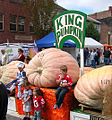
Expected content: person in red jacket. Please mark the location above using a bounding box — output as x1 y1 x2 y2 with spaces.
17 48 25 62
33 87 45 120
54 65 73 110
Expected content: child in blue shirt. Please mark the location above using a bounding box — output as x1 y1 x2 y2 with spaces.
8 62 27 99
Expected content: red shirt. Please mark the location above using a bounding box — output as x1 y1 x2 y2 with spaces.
33 95 45 111
17 54 25 62
56 74 73 90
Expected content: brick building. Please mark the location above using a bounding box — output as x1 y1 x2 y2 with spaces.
0 0 67 44
0 0 102 45
0 0 36 44
89 6 112 45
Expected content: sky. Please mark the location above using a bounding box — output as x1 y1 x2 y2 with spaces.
56 0 112 15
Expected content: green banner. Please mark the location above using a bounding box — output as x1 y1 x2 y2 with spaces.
53 10 87 49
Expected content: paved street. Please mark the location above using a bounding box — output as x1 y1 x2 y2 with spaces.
95 62 112 68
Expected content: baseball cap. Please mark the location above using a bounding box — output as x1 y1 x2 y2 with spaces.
17 62 25 68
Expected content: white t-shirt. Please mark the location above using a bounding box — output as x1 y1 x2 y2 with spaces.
1 53 9 65
90 52 96 60
23 89 32 106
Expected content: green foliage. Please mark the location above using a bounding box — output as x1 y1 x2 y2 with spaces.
24 0 56 40
86 22 100 42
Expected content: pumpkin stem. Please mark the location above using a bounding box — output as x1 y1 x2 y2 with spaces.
34 67 43 74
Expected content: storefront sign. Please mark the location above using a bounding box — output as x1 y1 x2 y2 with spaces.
15 35 33 41
53 10 87 49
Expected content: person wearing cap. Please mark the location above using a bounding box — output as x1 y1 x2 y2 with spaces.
1 49 9 66
8 62 27 99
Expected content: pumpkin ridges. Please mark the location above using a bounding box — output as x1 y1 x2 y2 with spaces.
75 87 92 104
42 51 76 64
76 77 101 99
87 67 112 96
74 65 112 107
40 69 58 87
28 57 42 69
74 87 103 108
28 73 38 85
84 73 102 98
79 68 105 97
76 80 102 99
33 74 41 86
77 71 103 99
40 75 55 87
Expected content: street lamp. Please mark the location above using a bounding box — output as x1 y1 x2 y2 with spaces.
108 32 111 45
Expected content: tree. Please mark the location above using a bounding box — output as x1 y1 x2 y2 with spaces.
86 22 100 42
24 0 56 40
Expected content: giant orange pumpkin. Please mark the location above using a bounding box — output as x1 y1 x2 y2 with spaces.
74 65 112 109
0 61 28 84
79 67 94 78
26 48 79 87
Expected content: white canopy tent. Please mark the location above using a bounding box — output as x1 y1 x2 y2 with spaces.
75 37 104 61
84 37 103 49
69 37 103 49
84 37 104 63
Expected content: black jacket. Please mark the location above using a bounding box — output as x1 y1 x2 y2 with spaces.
0 82 8 120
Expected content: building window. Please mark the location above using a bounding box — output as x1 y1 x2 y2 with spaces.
18 16 25 32
18 0 24 3
0 13 4 31
10 15 17 32
10 0 16 3
29 21 34 33
95 24 101 33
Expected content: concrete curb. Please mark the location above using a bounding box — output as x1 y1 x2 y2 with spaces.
7 109 24 120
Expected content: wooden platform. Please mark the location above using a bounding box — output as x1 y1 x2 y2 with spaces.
79 104 102 115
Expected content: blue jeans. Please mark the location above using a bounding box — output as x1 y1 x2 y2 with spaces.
33 110 42 120
104 57 110 65
55 87 69 106
91 60 96 68
87 57 90 67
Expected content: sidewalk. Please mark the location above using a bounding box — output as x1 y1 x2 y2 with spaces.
7 110 24 120
7 97 25 120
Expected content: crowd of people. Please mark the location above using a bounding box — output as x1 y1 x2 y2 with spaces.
0 48 31 66
77 47 112 68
